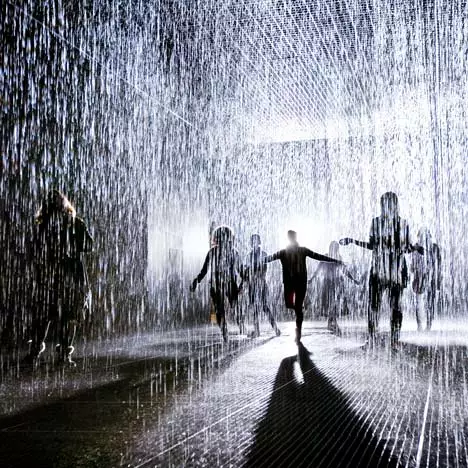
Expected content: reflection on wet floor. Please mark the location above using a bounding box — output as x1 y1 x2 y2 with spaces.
1 320 468 467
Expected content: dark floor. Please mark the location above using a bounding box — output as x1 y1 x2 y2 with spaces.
1 318 468 467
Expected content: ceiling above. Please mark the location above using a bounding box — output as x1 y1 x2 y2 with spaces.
170 0 443 142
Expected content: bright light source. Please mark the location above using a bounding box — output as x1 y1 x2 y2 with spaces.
277 217 330 253
183 225 209 257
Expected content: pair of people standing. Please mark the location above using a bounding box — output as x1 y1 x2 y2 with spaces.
190 227 275 341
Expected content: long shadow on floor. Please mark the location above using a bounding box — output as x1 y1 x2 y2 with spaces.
0 334 271 468
0 355 174 468
245 342 402 468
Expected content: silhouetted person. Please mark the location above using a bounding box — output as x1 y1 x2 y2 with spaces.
26 189 93 365
265 230 341 343
340 192 423 348
190 225 243 341
309 241 359 336
244 234 281 338
411 228 441 331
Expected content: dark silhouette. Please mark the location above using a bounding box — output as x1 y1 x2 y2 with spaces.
191 225 243 341
246 342 401 467
411 228 442 331
309 241 359 336
265 230 341 343
340 192 423 348
244 234 281 338
26 189 93 365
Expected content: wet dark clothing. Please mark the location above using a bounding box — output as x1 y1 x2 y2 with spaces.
283 282 307 311
34 214 92 322
31 213 92 358
369 215 411 287
196 245 243 336
210 285 237 330
196 245 242 303
265 243 340 332
368 274 403 337
266 244 332 285
367 215 412 343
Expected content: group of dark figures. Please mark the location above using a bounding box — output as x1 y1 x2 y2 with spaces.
191 192 442 348
22 189 441 366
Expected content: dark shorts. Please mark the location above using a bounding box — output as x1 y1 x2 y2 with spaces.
284 282 307 310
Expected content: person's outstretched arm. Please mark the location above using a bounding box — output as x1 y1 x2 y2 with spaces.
339 238 373 250
305 249 343 264
401 222 424 255
191 250 211 291
434 243 442 289
264 250 283 263
340 218 377 250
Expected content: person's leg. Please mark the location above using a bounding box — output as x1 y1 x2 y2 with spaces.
263 282 280 336
211 287 228 341
29 319 50 360
27 284 54 362
328 297 342 336
415 292 424 331
283 284 295 309
390 285 403 346
66 321 77 363
56 281 77 364
234 299 245 335
426 285 435 330
249 284 260 337
252 301 261 337
58 317 77 364
228 280 245 335
326 281 338 331
294 283 307 343
368 274 381 342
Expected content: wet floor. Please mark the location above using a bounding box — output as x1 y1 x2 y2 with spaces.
1 320 468 467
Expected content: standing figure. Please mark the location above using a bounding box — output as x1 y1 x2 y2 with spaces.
27 189 93 365
244 234 281 338
340 192 423 348
265 230 341 343
309 241 359 336
190 226 243 342
411 228 441 331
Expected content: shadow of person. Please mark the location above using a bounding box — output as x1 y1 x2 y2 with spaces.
245 342 402 467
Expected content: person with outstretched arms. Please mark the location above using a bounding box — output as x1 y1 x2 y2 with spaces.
340 192 423 349
264 230 342 344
